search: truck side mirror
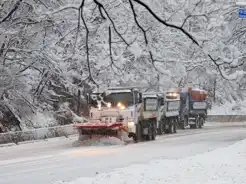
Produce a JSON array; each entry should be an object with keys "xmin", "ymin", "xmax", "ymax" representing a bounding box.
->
[
  {"xmin": 159, "ymin": 97, "xmax": 164, "ymax": 105},
  {"xmin": 138, "ymin": 93, "xmax": 142, "ymax": 103},
  {"xmin": 160, "ymin": 99, "xmax": 164, "ymax": 105},
  {"xmin": 86, "ymin": 93, "xmax": 91, "ymax": 104}
]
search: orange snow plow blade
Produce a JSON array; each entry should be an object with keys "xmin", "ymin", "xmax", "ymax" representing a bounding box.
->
[{"xmin": 74, "ymin": 122, "xmax": 124, "ymax": 136}]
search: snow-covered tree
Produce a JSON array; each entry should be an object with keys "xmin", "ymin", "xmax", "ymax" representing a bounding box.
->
[{"xmin": 0, "ymin": 0, "xmax": 245, "ymax": 129}]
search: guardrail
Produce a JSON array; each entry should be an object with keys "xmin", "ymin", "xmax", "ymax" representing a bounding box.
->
[
  {"xmin": 0, "ymin": 124, "xmax": 77, "ymax": 145},
  {"xmin": 1, "ymin": 115, "xmax": 246, "ymax": 145},
  {"xmin": 206, "ymin": 115, "xmax": 246, "ymax": 122}
]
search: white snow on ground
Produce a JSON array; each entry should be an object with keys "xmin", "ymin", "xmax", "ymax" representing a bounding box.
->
[
  {"xmin": 56, "ymin": 138, "xmax": 246, "ymax": 184},
  {"xmin": 1, "ymin": 124, "xmax": 246, "ymax": 184}
]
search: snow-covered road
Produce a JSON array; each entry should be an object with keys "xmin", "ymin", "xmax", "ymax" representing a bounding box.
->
[{"xmin": 0, "ymin": 122, "xmax": 246, "ymax": 184}]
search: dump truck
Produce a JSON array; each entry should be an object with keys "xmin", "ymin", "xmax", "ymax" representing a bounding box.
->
[
  {"xmin": 142, "ymin": 89, "xmax": 180, "ymax": 135},
  {"xmin": 179, "ymin": 87, "xmax": 208, "ymax": 129},
  {"xmin": 74, "ymin": 87, "xmax": 157, "ymax": 143},
  {"xmin": 157, "ymin": 89, "xmax": 181, "ymax": 135},
  {"xmin": 142, "ymin": 92, "xmax": 164, "ymax": 137}
]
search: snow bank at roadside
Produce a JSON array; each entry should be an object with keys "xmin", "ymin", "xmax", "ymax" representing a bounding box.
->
[{"xmin": 56, "ymin": 138, "xmax": 246, "ymax": 184}]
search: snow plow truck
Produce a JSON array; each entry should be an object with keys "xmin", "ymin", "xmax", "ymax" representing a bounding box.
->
[
  {"xmin": 74, "ymin": 87, "xmax": 157, "ymax": 143},
  {"xmin": 179, "ymin": 87, "xmax": 208, "ymax": 129}
]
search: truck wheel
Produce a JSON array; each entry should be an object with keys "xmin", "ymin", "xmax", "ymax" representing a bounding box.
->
[
  {"xmin": 157, "ymin": 123, "xmax": 163, "ymax": 135},
  {"xmin": 179, "ymin": 121, "xmax": 185, "ymax": 129},
  {"xmin": 146, "ymin": 123, "xmax": 152, "ymax": 141},
  {"xmin": 195, "ymin": 118, "xmax": 199, "ymax": 129},
  {"xmin": 199, "ymin": 118, "xmax": 204, "ymax": 128},
  {"xmin": 202, "ymin": 118, "xmax": 205, "ymax": 126},
  {"xmin": 190, "ymin": 118, "xmax": 199, "ymax": 129},
  {"xmin": 164, "ymin": 128, "xmax": 169, "ymax": 134},
  {"xmin": 173, "ymin": 119, "xmax": 177, "ymax": 133},
  {"xmin": 164, "ymin": 119, "xmax": 169, "ymax": 133},
  {"xmin": 133, "ymin": 123, "xmax": 142, "ymax": 143},
  {"xmin": 182, "ymin": 116, "xmax": 188, "ymax": 129},
  {"xmin": 152, "ymin": 123, "xmax": 156, "ymax": 140},
  {"xmin": 168, "ymin": 119, "xmax": 173, "ymax": 134}
]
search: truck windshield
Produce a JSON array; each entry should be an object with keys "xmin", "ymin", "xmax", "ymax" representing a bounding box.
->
[
  {"xmin": 89, "ymin": 92, "xmax": 134, "ymax": 107},
  {"xmin": 104, "ymin": 92, "xmax": 134, "ymax": 107},
  {"xmin": 144, "ymin": 98, "xmax": 158, "ymax": 111},
  {"xmin": 89, "ymin": 93, "xmax": 105, "ymax": 108}
]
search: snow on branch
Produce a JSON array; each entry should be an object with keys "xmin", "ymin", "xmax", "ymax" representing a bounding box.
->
[
  {"xmin": 108, "ymin": 26, "xmax": 122, "ymax": 73},
  {"xmin": 128, "ymin": 0, "xmax": 164, "ymax": 74},
  {"xmin": 0, "ymin": 0, "xmax": 23, "ymax": 25},
  {"xmin": 131, "ymin": 0, "xmax": 200, "ymax": 46},
  {"xmin": 181, "ymin": 14, "xmax": 208, "ymax": 28},
  {"xmin": 79, "ymin": 0, "xmax": 98, "ymax": 87},
  {"xmin": 93, "ymin": 0, "xmax": 130, "ymax": 47},
  {"xmin": 41, "ymin": 4, "xmax": 79, "ymax": 19},
  {"xmin": 130, "ymin": 0, "xmax": 243, "ymax": 80}
]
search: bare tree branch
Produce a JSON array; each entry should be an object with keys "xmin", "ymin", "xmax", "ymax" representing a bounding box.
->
[
  {"xmin": 16, "ymin": 61, "xmax": 36, "ymax": 75},
  {"xmin": 93, "ymin": 0, "xmax": 130, "ymax": 47},
  {"xmin": 0, "ymin": 0, "xmax": 23, "ymax": 25},
  {"xmin": 181, "ymin": 14, "xmax": 208, "ymax": 28},
  {"xmin": 80, "ymin": 0, "xmax": 98, "ymax": 87},
  {"xmin": 33, "ymin": 70, "xmax": 49, "ymax": 96},
  {"xmin": 131, "ymin": 0, "xmax": 242, "ymax": 80},
  {"xmin": 108, "ymin": 26, "xmax": 122, "ymax": 72},
  {"xmin": 131, "ymin": 0, "xmax": 199, "ymax": 45},
  {"xmin": 129, "ymin": 0, "xmax": 164, "ymax": 74},
  {"xmin": 129, "ymin": 0, "xmax": 148, "ymax": 45},
  {"xmin": 166, "ymin": 0, "xmax": 188, "ymax": 22},
  {"xmin": 36, "ymin": 0, "xmax": 49, "ymax": 9}
]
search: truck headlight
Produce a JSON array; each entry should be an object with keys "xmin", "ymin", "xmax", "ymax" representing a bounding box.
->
[
  {"xmin": 97, "ymin": 104, "xmax": 101, "ymax": 110},
  {"xmin": 128, "ymin": 121, "xmax": 134, "ymax": 127},
  {"xmin": 117, "ymin": 102, "xmax": 126, "ymax": 110},
  {"xmin": 107, "ymin": 102, "xmax": 111, "ymax": 108}
]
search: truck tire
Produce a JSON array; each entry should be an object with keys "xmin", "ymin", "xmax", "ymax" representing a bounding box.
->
[
  {"xmin": 168, "ymin": 119, "xmax": 174, "ymax": 134},
  {"xmin": 133, "ymin": 123, "xmax": 142, "ymax": 143},
  {"xmin": 199, "ymin": 117, "xmax": 204, "ymax": 128},
  {"xmin": 152, "ymin": 123, "xmax": 156, "ymax": 140},
  {"xmin": 146, "ymin": 122, "xmax": 153, "ymax": 141},
  {"xmin": 157, "ymin": 123, "xmax": 163, "ymax": 135},
  {"xmin": 179, "ymin": 121, "xmax": 185, "ymax": 129},
  {"xmin": 184, "ymin": 116, "xmax": 189, "ymax": 127},
  {"xmin": 190, "ymin": 124, "xmax": 195, "ymax": 129},
  {"xmin": 173, "ymin": 118, "xmax": 177, "ymax": 133},
  {"xmin": 195, "ymin": 118, "xmax": 199, "ymax": 129},
  {"xmin": 164, "ymin": 118, "xmax": 170, "ymax": 134},
  {"xmin": 190, "ymin": 118, "xmax": 199, "ymax": 129}
]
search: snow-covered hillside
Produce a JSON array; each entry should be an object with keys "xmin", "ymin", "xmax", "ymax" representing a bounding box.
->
[{"xmin": 0, "ymin": 0, "xmax": 245, "ymax": 129}]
